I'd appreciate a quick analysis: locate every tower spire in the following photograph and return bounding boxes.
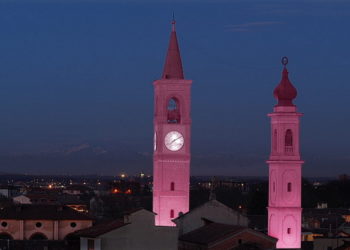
[273,57,297,106]
[162,18,184,79]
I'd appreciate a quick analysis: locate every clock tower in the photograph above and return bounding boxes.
[267,57,303,249]
[152,20,192,226]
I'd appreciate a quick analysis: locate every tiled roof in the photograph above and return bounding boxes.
[179,223,275,245]
[334,240,350,250]
[57,194,86,205]
[73,220,126,238]
[0,204,92,220]
[24,193,58,201]
[65,185,92,192]
[123,207,156,215]
[303,208,350,215]
[173,199,241,222]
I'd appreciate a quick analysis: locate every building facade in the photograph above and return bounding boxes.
[0,204,92,241]
[153,20,192,226]
[78,209,178,250]
[267,58,303,249]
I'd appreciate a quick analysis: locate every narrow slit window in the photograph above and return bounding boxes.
[287,228,291,234]
[287,182,292,192]
[170,209,174,218]
[273,129,277,152]
[170,182,175,191]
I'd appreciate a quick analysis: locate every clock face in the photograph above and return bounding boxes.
[154,132,157,151]
[164,131,184,151]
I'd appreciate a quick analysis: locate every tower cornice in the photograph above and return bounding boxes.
[153,79,192,86]
[266,160,304,164]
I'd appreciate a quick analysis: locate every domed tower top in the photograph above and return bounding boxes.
[273,57,297,106]
[161,18,184,79]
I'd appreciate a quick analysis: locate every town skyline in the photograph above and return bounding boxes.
[0,1,349,176]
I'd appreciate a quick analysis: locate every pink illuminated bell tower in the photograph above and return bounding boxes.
[152,20,192,226]
[267,57,303,249]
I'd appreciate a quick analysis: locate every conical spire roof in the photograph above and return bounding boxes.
[273,57,297,106]
[162,20,184,79]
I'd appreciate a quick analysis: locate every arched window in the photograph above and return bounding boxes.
[285,129,293,153]
[29,232,48,240]
[170,182,175,191]
[273,129,277,152]
[0,233,13,240]
[170,209,174,218]
[167,98,180,124]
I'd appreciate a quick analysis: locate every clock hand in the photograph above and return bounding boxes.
[170,136,183,144]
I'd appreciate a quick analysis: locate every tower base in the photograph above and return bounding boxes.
[268,207,301,249]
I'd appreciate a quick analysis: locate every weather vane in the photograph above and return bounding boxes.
[281,56,288,66]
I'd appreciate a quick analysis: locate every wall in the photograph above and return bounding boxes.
[58,220,92,240]
[0,219,92,240]
[0,220,21,239]
[177,200,249,235]
[101,210,178,250]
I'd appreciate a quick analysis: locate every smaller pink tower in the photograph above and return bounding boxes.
[152,19,192,226]
[267,57,304,249]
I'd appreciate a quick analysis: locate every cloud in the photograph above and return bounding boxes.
[225,21,282,32]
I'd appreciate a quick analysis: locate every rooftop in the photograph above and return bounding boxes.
[0,204,92,220]
[73,220,126,238]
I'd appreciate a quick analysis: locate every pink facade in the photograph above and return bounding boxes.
[267,58,303,249]
[153,20,192,226]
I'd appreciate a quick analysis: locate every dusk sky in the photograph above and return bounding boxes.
[0,0,349,176]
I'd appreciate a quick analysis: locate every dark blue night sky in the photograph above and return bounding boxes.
[0,1,349,176]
